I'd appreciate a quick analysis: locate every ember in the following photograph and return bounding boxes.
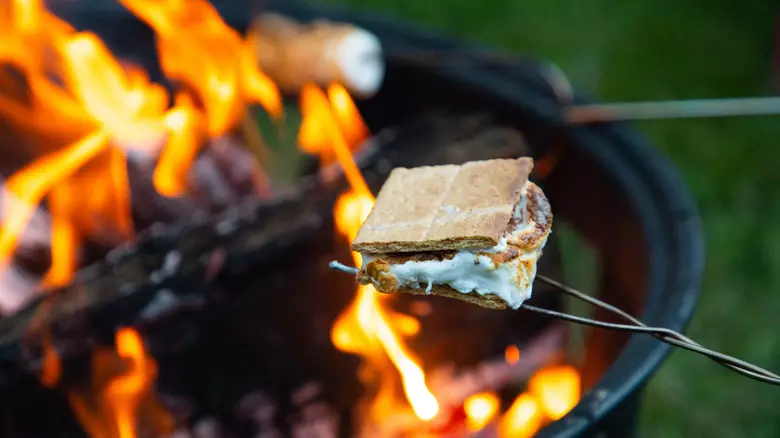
[529,365,581,421]
[499,393,542,438]
[463,392,499,432]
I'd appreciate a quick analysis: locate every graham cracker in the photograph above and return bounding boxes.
[352,158,533,253]
[392,285,509,310]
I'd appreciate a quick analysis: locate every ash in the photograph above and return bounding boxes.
[139,289,179,320]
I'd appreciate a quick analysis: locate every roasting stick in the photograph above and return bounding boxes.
[565,97,780,124]
[328,260,780,386]
[388,50,780,123]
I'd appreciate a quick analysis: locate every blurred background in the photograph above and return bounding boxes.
[316,0,780,436]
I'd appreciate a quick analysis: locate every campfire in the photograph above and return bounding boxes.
[0,1,706,438]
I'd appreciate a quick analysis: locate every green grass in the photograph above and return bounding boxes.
[317,0,780,435]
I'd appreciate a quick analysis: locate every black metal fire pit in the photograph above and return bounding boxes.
[1,2,704,438]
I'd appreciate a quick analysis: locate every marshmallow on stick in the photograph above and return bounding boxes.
[248,14,385,97]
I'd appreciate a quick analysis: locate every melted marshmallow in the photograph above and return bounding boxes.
[362,182,548,309]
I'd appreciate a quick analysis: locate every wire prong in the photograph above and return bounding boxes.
[327,261,780,386]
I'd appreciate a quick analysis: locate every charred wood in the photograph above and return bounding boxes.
[0,113,545,383]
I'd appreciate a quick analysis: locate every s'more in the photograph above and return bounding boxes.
[351,157,552,310]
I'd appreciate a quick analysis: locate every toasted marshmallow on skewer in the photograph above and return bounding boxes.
[352,158,553,310]
[248,14,385,97]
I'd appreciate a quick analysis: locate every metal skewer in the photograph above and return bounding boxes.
[326,52,780,384]
[566,97,780,124]
[327,260,780,387]
[329,260,359,274]
[388,50,780,123]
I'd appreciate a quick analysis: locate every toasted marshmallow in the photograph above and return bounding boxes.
[249,14,385,97]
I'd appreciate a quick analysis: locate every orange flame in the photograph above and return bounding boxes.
[464,392,500,432]
[299,83,368,166]
[497,364,581,437]
[0,0,282,279]
[0,131,109,273]
[499,393,543,438]
[153,94,205,197]
[68,328,172,438]
[301,84,438,422]
[299,83,371,198]
[327,83,369,149]
[39,331,61,388]
[104,328,152,438]
[528,365,581,421]
[118,0,282,136]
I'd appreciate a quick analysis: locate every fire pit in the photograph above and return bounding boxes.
[0,1,703,438]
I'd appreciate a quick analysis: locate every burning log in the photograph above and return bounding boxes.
[248,14,385,98]
[0,0,288,309]
[0,130,274,316]
[127,132,273,230]
[1,189,327,367]
[0,114,535,380]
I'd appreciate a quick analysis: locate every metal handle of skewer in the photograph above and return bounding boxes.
[388,49,780,123]
[566,97,780,124]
